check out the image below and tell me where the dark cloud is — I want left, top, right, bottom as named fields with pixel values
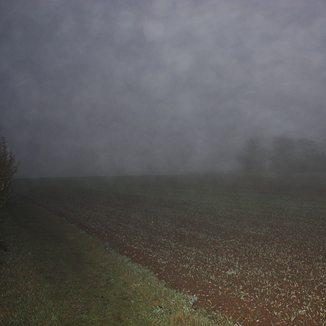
left=1, top=0, right=326, bottom=177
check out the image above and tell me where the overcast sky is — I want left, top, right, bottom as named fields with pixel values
left=1, top=0, right=326, bottom=177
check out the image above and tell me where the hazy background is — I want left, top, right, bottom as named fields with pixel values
left=1, top=0, right=326, bottom=177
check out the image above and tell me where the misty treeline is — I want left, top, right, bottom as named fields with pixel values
left=237, top=135, right=326, bottom=175
left=0, top=130, right=18, bottom=210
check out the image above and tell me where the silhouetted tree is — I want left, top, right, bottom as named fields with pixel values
left=295, top=138, right=319, bottom=173
left=237, top=137, right=267, bottom=174
left=312, top=139, right=326, bottom=173
left=0, top=135, right=18, bottom=209
left=269, top=135, right=297, bottom=174
left=238, top=135, right=326, bottom=175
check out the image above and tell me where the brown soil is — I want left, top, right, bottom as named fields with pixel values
left=21, top=186, right=326, bottom=326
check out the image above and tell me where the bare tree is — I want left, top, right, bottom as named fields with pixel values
left=269, top=135, right=296, bottom=174
left=295, top=138, right=319, bottom=173
left=237, top=137, right=267, bottom=174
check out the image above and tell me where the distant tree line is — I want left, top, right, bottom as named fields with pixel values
left=0, top=131, right=18, bottom=209
left=237, top=135, right=326, bottom=175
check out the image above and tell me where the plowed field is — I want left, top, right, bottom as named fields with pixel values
left=16, top=175, right=326, bottom=325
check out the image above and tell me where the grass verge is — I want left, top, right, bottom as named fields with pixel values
left=0, top=197, right=238, bottom=326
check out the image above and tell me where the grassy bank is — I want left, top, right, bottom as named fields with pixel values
left=0, top=196, right=237, bottom=326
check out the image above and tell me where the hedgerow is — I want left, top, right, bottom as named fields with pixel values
left=0, top=136, right=18, bottom=209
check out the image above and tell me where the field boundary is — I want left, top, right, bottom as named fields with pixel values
left=0, top=196, right=238, bottom=326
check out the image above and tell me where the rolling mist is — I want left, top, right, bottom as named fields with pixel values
left=1, top=0, right=326, bottom=177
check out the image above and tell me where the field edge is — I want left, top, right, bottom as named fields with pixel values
left=0, top=196, right=239, bottom=326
